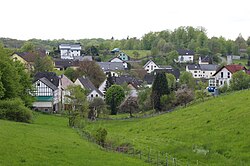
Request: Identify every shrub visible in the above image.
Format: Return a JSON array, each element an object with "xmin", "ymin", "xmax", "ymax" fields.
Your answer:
[
  {"xmin": 0, "ymin": 98, "xmax": 33, "ymax": 123},
  {"xmin": 95, "ymin": 127, "xmax": 108, "ymax": 147}
]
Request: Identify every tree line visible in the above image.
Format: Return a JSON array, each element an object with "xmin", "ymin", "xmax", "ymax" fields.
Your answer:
[{"xmin": 1, "ymin": 26, "xmax": 250, "ymax": 57}]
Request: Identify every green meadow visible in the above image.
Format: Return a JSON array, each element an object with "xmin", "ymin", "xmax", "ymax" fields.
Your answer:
[
  {"xmin": 0, "ymin": 114, "xmax": 147, "ymax": 166},
  {"xmin": 85, "ymin": 90, "xmax": 250, "ymax": 165}
]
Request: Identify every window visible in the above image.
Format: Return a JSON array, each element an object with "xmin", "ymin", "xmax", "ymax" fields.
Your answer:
[
  {"xmin": 228, "ymin": 72, "xmax": 230, "ymax": 78},
  {"xmin": 194, "ymin": 71, "xmax": 197, "ymax": 73},
  {"xmin": 221, "ymin": 72, "xmax": 223, "ymax": 78},
  {"xmin": 203, "ymin": 71, "xmax": 205, "ymax": 73},
  {"xmin": 37, "ymin": 82, "xmax": 40, "ymax": 86},
  {"xmin": 96, "ymin": 94, "xmax": 98, "ymax": 97},
  {"xmin": 91, "ymin": 94, "xmax": 93, "ymax": 98},
  {"xmin": 195, "ymin": 75, "xmax": 197, "ymax": 77},
  {"xmin": 220, "ymin": 81, "xmax": 223, "ymax": 85}
]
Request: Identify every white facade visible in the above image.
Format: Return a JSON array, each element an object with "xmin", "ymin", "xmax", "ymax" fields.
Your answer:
[
  {"xmin": 87, "ymin": 90, "xmax": 104, "ymax": 101},
  {"xmin": 143, "ymin": 60, "xmax": 159, "ymax": 73},
  {"xmin": 211, "ymin": 68, "xmax": 232, "ymax": 87},
  {"xmin": 59, "ymin": 44, "xmax": 81, "ymax": 59},
  {"xmin": 178, "ymin": 55, "xmax": 194, "ymax": 63},
  {"xmin": 186, "ymin": 66, "xmax": 217, "ymax": 79}
]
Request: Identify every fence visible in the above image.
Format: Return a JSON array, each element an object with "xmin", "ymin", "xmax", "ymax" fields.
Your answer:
[{"xmin": 76, "ymin": 128, "xmax": 207, "ymax": 166}]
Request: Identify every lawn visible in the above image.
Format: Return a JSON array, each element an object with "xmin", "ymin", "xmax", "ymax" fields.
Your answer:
[
  {"xmin": 85, "ymin": 90, "xmax": 250, "ymax": 165},
  {"xmin": 122, "ymin": 50, "xmax": 151, "ymax": 59},
  {"xmin": 0, "ymin": 113, "xmax": 147, "ymax": 166}
]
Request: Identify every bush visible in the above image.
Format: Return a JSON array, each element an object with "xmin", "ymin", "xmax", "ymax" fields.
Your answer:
[
  {"xmin": 0, "ymin": 98, "xmax": 33, "ymax": 123},
  {"xmin": 95, "ymin": 127, "xmax": 108, "ymax": 147}
]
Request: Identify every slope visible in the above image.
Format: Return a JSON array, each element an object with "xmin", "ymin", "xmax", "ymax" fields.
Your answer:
[
  {"xmin": 0, "ymin": 114, "xmax": 147, "ymax": 166},
  {"xmin": 85, "ymin": 90, "xmax": 250, "ymax": 165}
]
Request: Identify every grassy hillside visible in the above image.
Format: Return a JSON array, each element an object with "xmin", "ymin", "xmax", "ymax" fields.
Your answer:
[
  {"xmin": 85, "ymin": 90, "xmax": 250, "ymax": 165},
  {"xmin": 122, "ymin": 50, "xmax": 151, "ymax": 59},
  {"xmin": 0, "ymin": 114, "xmax": 147, "ymax": 166}
]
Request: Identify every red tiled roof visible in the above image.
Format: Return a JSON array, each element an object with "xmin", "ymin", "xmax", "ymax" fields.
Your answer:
[
  {"xmin": 224, "ymin": 65, "xmax": 246, "ymax": 73},
  {"xmin": 213, "ymin": 64, "xmax": 247, "ymax": 76}
]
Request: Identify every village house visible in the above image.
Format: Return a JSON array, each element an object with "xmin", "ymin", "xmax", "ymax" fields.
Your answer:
[
  {"xmin": 186, "ymin": 64, "xmax": 219, "ymax": 79},
  {"xmin": 11, "ymin": 51, "xmax": 46, "ymax": 71},
  {"xmin": 59, "ymin": 44, "xmax": 81, "ymax": 59},
  {"xmin": 97, "ymin": 62, "xmax": 126, "ymax": 77},
  {"xmin": 32, "ymin": 73, "xmax": 60, "ymax": 112},
  {"xmin": 109, "ymin": 57, "xmax": 128, "ymax": 69},
  {"xmin": 74, "ymin": 76, "xmax": 104, "ymax": 101},
  {"xmin": 209, "ymin": 64, "xmax": 247, "ymax": 87},
  {"xmin": 32, "ymin": 72, "xmax": 73, "ymax": 112},
  {"xmin": 117, "ymin": 52, "xmax": 130, "ymax": 61},
  {"xmin": 143, "ymin": 59, "xmax": 173, "ymax": 74},
  {"xmin": 176, "ymin": 49, "xmax": 194, "ymax": 63}
]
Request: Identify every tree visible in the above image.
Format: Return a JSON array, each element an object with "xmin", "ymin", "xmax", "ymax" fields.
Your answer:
[
  {"xmin": 166, "ymin": 73, "xmax": 176, "ymax": 91},
  {"xmin": 33, "ymin": 55, "xmax": 54, "ymax": 74},
  {"xmin": 89, "ymin": 97, "xmax": 106, "ymax": 119},
  {"xmin": 195, "ymin": 90, "xmax": 209, "ymax": 102},
  {"xmin": 119, "ymin": 96, "xmax": 138, "ymax": 117},
  {"xmin": 179, "ymin": 71, "xmax": 195, "ymax": 89},
  {"xmin": 160, "ymin": 92, "xmax": 176, "ymax": 111},
  {"xmin": 167, "ymin": 51, "xmax": 179, "ymax": 65},
  {"xmin": 65, "ymin": 85, "xmax": 89, "ymax": 127},
  {"xmin": 77, "ymin": 60, "xmax": 106, "ymax": 87},
  {"xmin": 21, "ymin": 42, "xmax": 35, "ymax": 52},
  {"xmin": 175, "ymin": 85, "xmax": 194, "ymax": 107},
  {"xmin": 138, "ymin": 87, "xmax": 152, "ymax": 111},
  {"xmin": 0, "ymin": 72, "xmax": 5, "ymax": 99},
  {"xmin": 64, "ymin": 67, "xmax": 78, "ymax": 82},
  {"xmin": 151, "ymin": 72, "xmax": 170, "ymax": 111},
  {"xmin": 230, "ymin": 71, "xmax": 250, "ymax": 91},
  {"xmin": 105, "ymin": 85, "xmax": 125, "ymax": 115}
]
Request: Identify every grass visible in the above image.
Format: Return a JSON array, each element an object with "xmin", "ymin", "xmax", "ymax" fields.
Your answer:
[
  {"xmin": 233, "ymin": 58, "xmax": 248, "ymax": 66},
  {"xmin": 85, "ymin": 90, "xmax": 250, "ymax": 165},
  {"xmin": 122, "ymin": 50, "xmax": 151, "ymax": 59},
  {"xmin": 0, "ymin": 113, "xmax": 148, "ymax": 166}
]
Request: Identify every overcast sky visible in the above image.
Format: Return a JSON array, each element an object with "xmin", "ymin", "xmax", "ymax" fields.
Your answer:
[{"xmin": 1, "ymin": 0, "xmax": 249, "ymax": 40}]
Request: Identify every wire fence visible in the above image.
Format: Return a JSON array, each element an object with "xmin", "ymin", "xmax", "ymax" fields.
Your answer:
[{"xmin": 76, "ymin": 128, "xmax": 207, "ymax": 166}]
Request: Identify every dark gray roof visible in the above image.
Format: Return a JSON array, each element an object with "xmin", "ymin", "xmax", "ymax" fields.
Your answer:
[
  {"xmin": 143, "ymin": 74, "xmax": 155, "ymax": 84},
  {"xmin": 78, "ymin": 77, "xmax": 103, "ymax": 96},
  {"xmin": 177, "ymin": 49, "xmax": 194, "ymax": 55},
  {"xmin": 34, "ymin": 72, "xmax": 59, "ymax": 87},
  {"xmin": 153, "ymin": 68, "xmax": 180, "ymax": 79},
  {"xmin": 54, "ymin": 59, "xmax": 79, "ymax": 68},
  {"xmin": 39, "ymin": 77, "xmax": 58, "ymax": 91},
  {"xmin": 200, "ymin": 64, "xmax": 219, "ymax": 71},
  {"xmin": 187, "ymin": 64, "xmax": 200, "ymax": 70},
  {"xmin": 97, "ymin": 62, "xmax": 125, "ymax": 71},
  {"xmin": 112, "ymin": 75, "xmax": 142, "ymax": 88},
  {"xmin": 187, "ymin": 64, "xmax": 219, "ymax": 71}
]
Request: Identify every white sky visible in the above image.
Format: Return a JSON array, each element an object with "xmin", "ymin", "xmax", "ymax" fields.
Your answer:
[{"xmin": 1, "ymin": 0, "xmax": 249, "ymax": 40}]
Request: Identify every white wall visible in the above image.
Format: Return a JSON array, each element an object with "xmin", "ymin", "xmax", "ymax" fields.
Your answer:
[
  {"xmin": 178, "ymin": 55, "xmax": 193, "ymax": 63},
  {"xmin": 214, "ymin": 68, "xmax": 232, "ymax": 87},
  {"xmin": 144, "ymin": 61, "xmax": 159, "ymax": 73}
]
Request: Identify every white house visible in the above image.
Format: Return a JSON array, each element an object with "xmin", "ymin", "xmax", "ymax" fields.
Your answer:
[
  {"xmin": 74, "ymin": 76, "xmax": 104, "ymax": 101},
  {"xmin": 209, "ymin": 64, "xmax": 247, "ymax": 87},
  {"xmin": 32, "ymin": 77, "xmax": 60, "ymax": 112},
  {"xmin": 177, "ymin": 49, "xmax": 194, "ymax": 63},
  {"xmin": 143, "ymin": 60, "xmax": 160, "ymax": 73},
  {"xmin": 109, "ymin": 57, "xmax": 128, "ymax": 69},
  {"xmin": 186, "ymin": 64, "xmax": 218, "ymax": 79},
  {"xmin": 59, "ymin": 44, "xmax": 81, "ymax": 59}
]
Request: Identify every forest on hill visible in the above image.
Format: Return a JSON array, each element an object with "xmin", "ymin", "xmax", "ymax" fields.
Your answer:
[{"xmin": 1, "ymin": 26, "xmax": 250, "ymax": 58}]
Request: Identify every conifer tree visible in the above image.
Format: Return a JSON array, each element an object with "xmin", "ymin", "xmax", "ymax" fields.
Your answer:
[{"xmin": 151, "ymin": 72, "xmax": 170, "ymax": 111}]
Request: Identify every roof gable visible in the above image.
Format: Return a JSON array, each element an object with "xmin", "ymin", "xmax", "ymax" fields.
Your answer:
[
  {"xmin": 37, "ymin": 77, "xmax": 58, "ymax": 91},
  {"xmin": 213, "ymin": 64, "xmax": 246, "ymax": 76},
  {"xmin": 143, "ymin": 60, "xmax": 158, "ymax": 68},
  {"xmin": 34, "ymin": 72, "xmax": 60, "ymax": 87},
  {"xmin": 77, "ymin": 77, "xmax": 103, "ymax": 96},
  {"xmin": 177, "ymin": 49, "xmax": 194, "ymax": 55}
]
